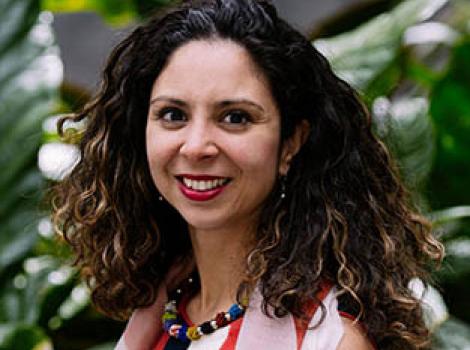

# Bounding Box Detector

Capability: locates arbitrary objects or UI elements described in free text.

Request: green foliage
[0,0,64,348]
[41,0,176,25]
[41,0,137,25]
[316,0,470,343]
[428,39,470,209]
[0,0,47,276]
[0,324,52,350]
[314,0,448,101]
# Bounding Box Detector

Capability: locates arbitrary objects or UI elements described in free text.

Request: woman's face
[146,39,289,231]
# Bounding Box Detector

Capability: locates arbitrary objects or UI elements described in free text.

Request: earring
[280,175,287,199]
[158,194,163,201]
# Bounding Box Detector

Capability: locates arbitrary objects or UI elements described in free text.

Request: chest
[154,287,344,350]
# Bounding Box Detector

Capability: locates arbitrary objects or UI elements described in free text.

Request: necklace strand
[162,277,248,342]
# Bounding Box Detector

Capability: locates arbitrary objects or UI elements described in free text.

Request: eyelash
[156,107,253,126]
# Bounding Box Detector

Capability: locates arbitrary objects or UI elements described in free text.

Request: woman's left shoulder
[337,317,375,350]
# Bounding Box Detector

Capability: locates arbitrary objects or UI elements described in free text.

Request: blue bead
[177,325,188,342]
[228,304,242,319]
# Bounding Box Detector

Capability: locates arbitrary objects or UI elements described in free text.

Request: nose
[179,120,219,161]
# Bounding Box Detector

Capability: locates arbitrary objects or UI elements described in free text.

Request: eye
[158,107,186,123]
[222,110,251,125]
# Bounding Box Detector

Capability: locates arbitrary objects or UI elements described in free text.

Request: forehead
[150,39,274,103]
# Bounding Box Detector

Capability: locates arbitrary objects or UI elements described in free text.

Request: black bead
[200,321,215,334]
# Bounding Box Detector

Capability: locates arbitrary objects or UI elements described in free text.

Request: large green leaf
[314,0,448,100]
[0,0,60,277]
[0,256,75,326]
[372,97,435,196]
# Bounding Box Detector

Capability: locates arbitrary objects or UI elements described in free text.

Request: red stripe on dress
[219,317,244,350]
[294,282,332,350]
[153,332,171,350]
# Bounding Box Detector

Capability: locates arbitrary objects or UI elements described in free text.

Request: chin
[182,212,232,232]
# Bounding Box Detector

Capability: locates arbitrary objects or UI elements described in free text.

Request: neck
[187,222,254,323]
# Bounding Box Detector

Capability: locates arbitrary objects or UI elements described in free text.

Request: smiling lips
[176,174,231,201]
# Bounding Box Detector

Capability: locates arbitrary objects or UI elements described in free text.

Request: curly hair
[51,0,444,348]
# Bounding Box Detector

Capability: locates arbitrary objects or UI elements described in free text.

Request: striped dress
[153,284,348,350]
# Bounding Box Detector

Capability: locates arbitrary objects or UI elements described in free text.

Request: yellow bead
[186,326,202,340]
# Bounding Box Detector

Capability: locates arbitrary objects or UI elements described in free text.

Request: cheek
[230,133,280,178]
[145,126,173,184]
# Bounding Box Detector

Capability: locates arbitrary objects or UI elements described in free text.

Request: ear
[279,120,310,176]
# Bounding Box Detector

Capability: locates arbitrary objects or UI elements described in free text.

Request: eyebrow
[150,95,265,112]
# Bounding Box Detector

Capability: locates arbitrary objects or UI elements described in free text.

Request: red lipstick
[176,174,231,202]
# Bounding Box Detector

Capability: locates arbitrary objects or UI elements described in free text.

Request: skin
[338,318,376,350]
[146,39,303,323]
[141,38,371,349]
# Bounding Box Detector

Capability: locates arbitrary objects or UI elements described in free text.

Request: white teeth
[181,177,229,191]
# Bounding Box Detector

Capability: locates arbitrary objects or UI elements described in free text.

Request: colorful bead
[200,321,214,334]
[228,304,243,319]
[186,326,201,340]
[177,324,188,341]
[169,324,181,337]
[215,312,228,327]
[162,277,247,343]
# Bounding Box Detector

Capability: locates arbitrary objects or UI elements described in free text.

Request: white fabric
[301,287,344,350]
[235,288,298,350]
[237,287,344,350]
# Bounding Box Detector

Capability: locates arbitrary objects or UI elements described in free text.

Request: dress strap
[300,287,344,350]
[236,284,343,350]
[235,287,297,350]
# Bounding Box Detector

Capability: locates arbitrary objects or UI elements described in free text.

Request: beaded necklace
[162,276,248,342]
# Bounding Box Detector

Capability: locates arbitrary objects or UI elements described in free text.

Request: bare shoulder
[337,317,375,350]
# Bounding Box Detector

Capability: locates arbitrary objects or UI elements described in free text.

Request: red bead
[215,312,228,327]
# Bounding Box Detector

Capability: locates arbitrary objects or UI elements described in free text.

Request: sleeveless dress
[154,284,348,350]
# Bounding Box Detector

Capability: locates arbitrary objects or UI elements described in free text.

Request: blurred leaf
[0,256,74,325]
[41,0,137,25]
[86,342,116,350]
[432,316,470,349]
[373,97,434,192]
[0,323,52,350]
[430,206,470,227]
[314,0,448,100]
[428,38,470,209]
[0,0,39,53]
[41,0,177,24]
[0,0,60,276]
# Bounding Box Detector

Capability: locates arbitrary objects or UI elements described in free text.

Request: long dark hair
[52,1,443,348]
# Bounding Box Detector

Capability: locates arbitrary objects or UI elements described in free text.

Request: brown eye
[222,110,251,125]
[159,107,186,122]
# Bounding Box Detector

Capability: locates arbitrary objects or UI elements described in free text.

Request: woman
[52,0,444,349]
